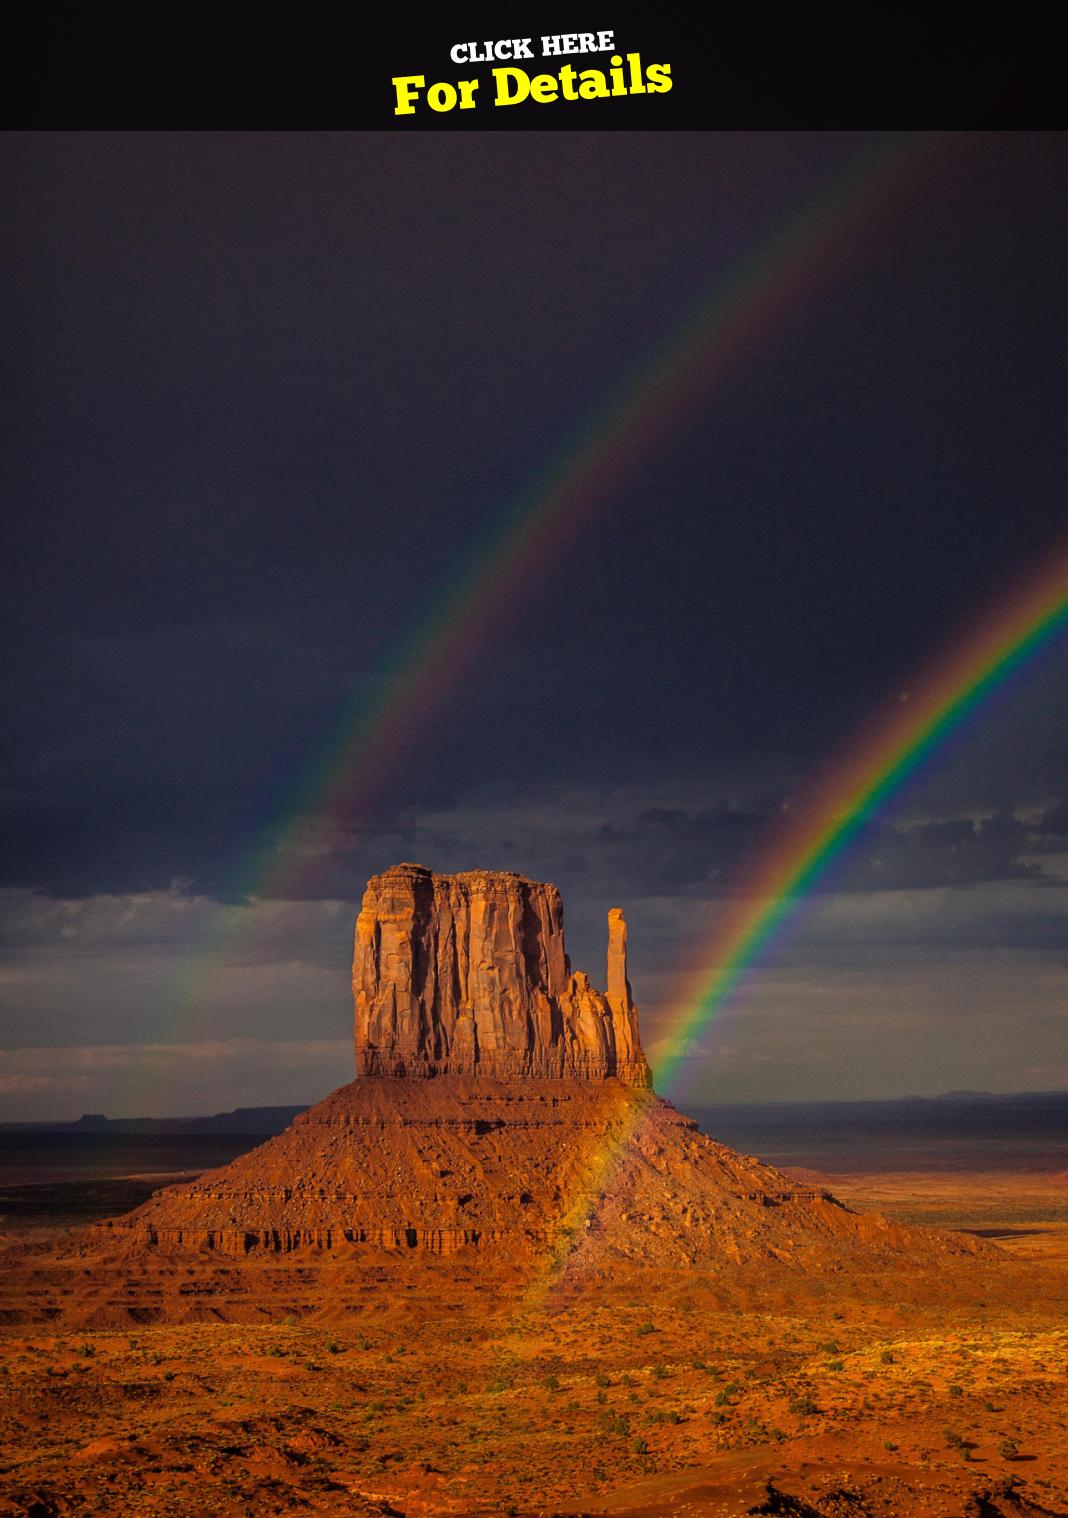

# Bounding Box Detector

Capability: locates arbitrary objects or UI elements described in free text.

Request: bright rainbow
[656,544,1068,1092]
[525,542,1068,1300]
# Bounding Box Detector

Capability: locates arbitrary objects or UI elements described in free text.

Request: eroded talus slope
[92,1076,986,1268]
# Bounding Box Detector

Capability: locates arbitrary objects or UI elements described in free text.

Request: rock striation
[352,864,649,1085]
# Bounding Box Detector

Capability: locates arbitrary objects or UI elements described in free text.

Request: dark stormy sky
[2,130,1067,1118]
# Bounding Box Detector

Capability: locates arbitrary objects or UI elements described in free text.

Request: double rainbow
[137,134,1068,1302]
[137,133,955,1092]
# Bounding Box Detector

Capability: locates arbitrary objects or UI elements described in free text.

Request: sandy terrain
[1,1163,1067,1517]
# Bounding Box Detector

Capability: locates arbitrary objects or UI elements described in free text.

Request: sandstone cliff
[352,864,649,1085]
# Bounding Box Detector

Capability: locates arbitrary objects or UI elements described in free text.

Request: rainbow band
[657,545,1068,1091]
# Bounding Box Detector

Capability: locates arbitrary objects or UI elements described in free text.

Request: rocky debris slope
[353,864,649,1084]
[92,1076,987,1267]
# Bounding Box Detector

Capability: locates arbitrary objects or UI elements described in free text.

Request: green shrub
[600,1412,630,1436]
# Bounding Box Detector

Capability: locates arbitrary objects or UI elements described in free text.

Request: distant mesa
[353,863,650,1085]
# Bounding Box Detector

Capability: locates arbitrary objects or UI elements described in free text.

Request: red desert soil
[3,1106,1065,1517]
[1,1214,1067,1517]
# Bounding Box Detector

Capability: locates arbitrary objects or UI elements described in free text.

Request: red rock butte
[88,866,989,1271]
[353,863,650,1085]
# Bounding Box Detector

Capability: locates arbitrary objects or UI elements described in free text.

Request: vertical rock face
[353,863,651,1085]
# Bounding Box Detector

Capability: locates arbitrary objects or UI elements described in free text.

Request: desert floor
[1,1164,1067,1517]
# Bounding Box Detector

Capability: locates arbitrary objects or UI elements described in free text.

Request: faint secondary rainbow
[522,542,1068,1302]
[220,131,949,913]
